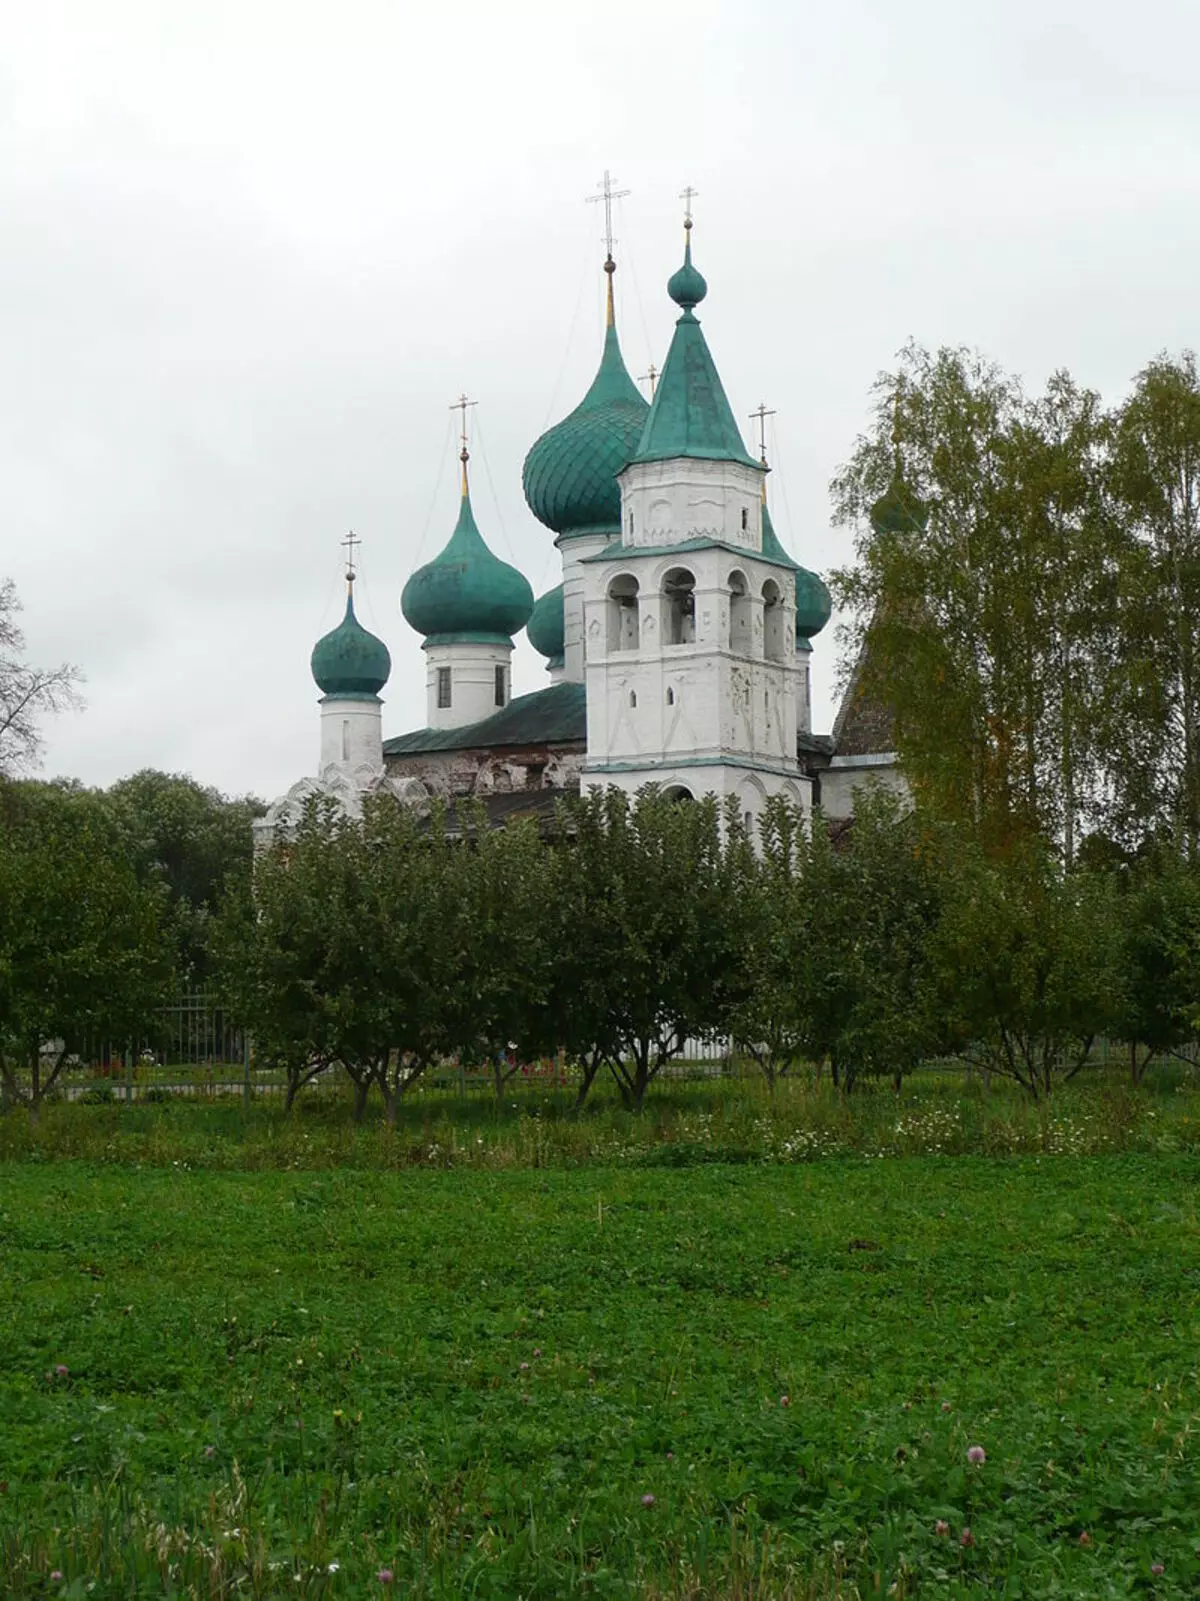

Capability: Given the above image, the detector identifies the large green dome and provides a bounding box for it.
[761,499,831,641]
[526,583,565,668]
[311,590,392,698]
[401,476,534,644]
[522,278,649,541]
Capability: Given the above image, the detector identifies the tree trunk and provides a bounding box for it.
[352,1076,369,1124]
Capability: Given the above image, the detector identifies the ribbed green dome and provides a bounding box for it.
[526,583,565,668]
[402,479,534,643]
[522,284,649,541]
[311,590,392,697]
[870,469,928,535]
[761,499,831,641]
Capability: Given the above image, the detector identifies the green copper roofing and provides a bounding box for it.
[522,268,649,540]
[629,232,760,470]
[401,470,534,642]
[526,582,565,668]
[869,467,928,536]
[383,680,586,755]
[311,588,391,698]
[761,498,831,640]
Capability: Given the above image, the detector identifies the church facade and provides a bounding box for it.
[257,210,900,846]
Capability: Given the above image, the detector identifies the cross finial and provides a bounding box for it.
[450,392,477,493]
[639,361,659,398]
[679,185,699,231]
[749,402,776,467]
[341,529,361,589]
[587,169,630,264]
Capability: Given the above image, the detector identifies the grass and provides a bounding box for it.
[2,1078,1200,1597]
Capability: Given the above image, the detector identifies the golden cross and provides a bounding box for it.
[749,402,776,465]
[679,184,699,228]
[640,361,659,398]
[587,169,630,261]
[450,392,477,462]
[341,529,360,583]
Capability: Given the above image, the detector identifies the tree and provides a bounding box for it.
[728,797,809,1091]
[0,580,83,775]
[106,770,264,979]
[831,348,1121,861]
[1109,352,1200,855]
[1109,855,1200,1082]
[214,796,464,1121]
[792,792,946,1092]
[930,839,1121,1098]
[555,787,751,1111]
[0,780,173,1114]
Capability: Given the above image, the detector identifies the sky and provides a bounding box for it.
[3,0,1199,801]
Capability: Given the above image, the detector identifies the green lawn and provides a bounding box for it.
[2,1152,1199,1596]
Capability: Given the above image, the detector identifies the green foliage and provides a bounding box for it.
[105,769,263,979]
[0,780,174,1112]
[2,1149,1198,1596]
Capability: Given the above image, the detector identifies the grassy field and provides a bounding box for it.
[2,1088,1200,1598]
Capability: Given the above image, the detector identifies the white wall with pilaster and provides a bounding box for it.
[558,532,608,683]
[424,640,514,730]
[319,696,384,780]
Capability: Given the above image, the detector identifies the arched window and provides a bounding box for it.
[663,784,694,803]
[663,568,696,645]
[728,569,752,654]
[762,578,785,663]
[607,574,639,652]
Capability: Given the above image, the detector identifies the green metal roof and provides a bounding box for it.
[310,588,391,698]
[526,582,565,668]
[522,274,649,540]
[580,534,797,572]
[383,680,586,756]
[401,475,533,641]
[629,234,760,471]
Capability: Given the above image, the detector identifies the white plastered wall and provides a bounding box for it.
[319,696,384,780]
[423,640,514,730]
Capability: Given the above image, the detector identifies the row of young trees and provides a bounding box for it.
[213,787,1200,1114]
[834,346,1200,863]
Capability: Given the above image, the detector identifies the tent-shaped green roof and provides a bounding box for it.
[629,230,760,471]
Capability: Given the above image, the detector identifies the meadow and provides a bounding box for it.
[2,1074,1200,1598]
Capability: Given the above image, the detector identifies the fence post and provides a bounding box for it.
[243,1034,252,1113]
[125,1048,133,1105]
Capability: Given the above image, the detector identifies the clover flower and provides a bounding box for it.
[966,1445,986,1465]
[641,1493,656,1508]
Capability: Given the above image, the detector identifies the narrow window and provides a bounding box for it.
[341,720,350,762]
[437,667,452,709]
[494,664,506,707]
[744,810,752,832]
[629,690,637,708]
[741,506,748,532]
[629,511,635,537]
[666,687,675,706]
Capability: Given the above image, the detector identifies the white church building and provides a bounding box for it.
[257,206,902,845]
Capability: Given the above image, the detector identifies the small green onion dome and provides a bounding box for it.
[401,474,534,643]
[522,269,649,540]
[761,498,831,640]
[526,583,565,668]
[794,566,832,640]
[311,591,392,697]
[667,230,707,311]
[869,469,928,536]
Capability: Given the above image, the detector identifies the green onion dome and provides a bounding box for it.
[311,589,392,698]
[761,498,831,641]
[526,583,565,669]
[522,267,649,541]
[667,228,707,311]
[869,468,928,536]
[401,470,533,644]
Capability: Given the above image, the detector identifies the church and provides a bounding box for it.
[256,202,902,846]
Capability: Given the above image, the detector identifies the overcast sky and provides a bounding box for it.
[4,0,1199,801]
